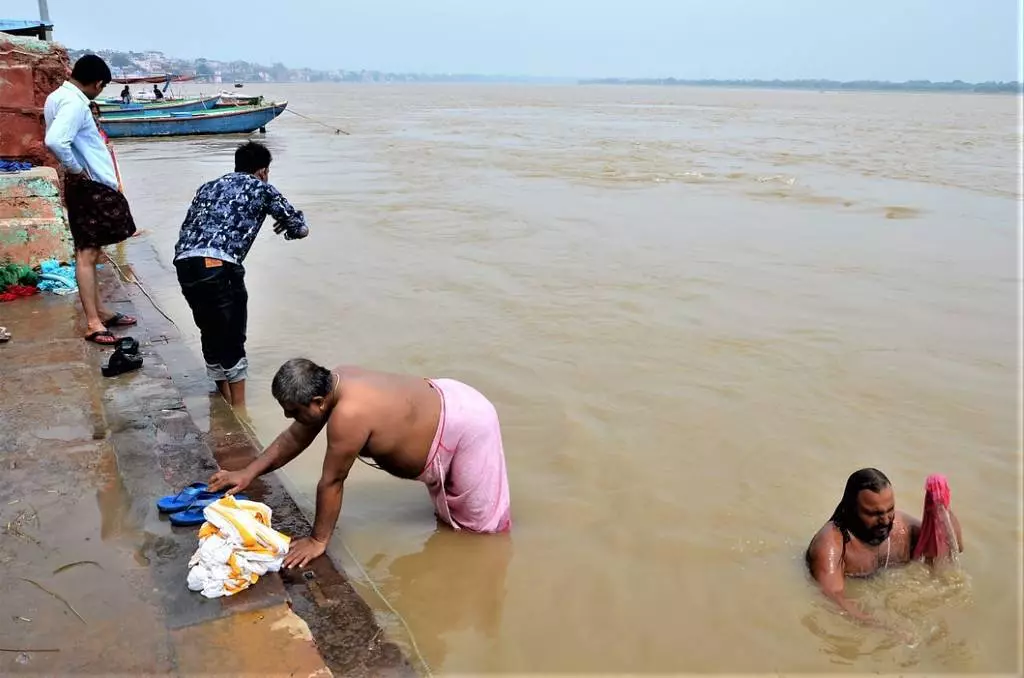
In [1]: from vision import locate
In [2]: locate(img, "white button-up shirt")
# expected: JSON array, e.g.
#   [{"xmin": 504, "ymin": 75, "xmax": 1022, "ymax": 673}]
[{"xmin": 43, "ymin": 82, "xmax": 119, "ymax": 191}]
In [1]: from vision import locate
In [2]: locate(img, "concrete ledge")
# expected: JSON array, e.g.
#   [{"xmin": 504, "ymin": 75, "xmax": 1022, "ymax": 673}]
[
  {"xmin": 0, "ymin": 167, "xmax": 71, "ymax": 266},
  {"xmin": 0, "ymin": 216, "xmax": 72, "ymax": 266},
  {"xmin": 1, "ymin": 265, "xmax": 414, "ymax": 676},
  {"xmin": 119, "ymin": 253, "xmax": 417, "ymax": 677},
  {"xmin": 0, "ymin": 167, "xmax": 63, "ymax": 198},
  {"xmin": 0, "ymin": 258, "xmax": 414, "ymax": 676},
  {"xmin": 170, "ymin": 604, "xmax": 333, "ymax": 677},
  {"xmin": 0, "ymin": 288, "xmax": 321, "ymax": 675},
  {"xmin": 0, "ymin": 196, "xmax": 64, "ymax": 221}
]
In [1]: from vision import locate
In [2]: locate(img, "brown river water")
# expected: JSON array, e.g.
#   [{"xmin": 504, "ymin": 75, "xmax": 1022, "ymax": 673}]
[{"xmin": 113, "ymin": 84, "xmax": 1021, "ymax": 674}]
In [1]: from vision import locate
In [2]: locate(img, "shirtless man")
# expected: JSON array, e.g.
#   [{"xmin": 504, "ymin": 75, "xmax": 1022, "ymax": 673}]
[
  {"xmin": 806, "ymin": 467, "xmax": 963, "ymax": 622},
  {"xmin": 207, "ymin": 358, "xmax": 513, "ymax": 568}
]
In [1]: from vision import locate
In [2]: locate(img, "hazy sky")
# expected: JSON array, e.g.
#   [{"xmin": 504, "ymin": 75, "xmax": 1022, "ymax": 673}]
[{"xmin": 8, "ymin": 0, "xmax": 1022, "ymax": 80}]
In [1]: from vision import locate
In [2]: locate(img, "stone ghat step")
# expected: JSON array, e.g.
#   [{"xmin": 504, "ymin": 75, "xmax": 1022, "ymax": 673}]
[
  {"xmin": 0, "ymin": 216, "xmax": 72, "ymax": 266},
  {"xmin": 0, "ymin": 194, "xmax": 65, "ymax": 220},
  {"xmin": 0, "ymin": 167, "xmax": 62, "ymax": 198}
]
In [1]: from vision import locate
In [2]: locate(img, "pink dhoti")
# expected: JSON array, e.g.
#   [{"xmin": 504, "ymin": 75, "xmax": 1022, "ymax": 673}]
[{"xmin": 417, "ymin": 378, "xmax": 512, "ymax": 533}]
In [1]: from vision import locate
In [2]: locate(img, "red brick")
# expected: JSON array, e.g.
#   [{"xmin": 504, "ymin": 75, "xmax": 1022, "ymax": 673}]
[
  {"xmin": 0, "ymin": 196, "xmax": 60, "ymax": 220},
  {"xmin": 0, "ymin": 38, "xmax": 41, "ymax": 68},
  {"xmin": 34, "ymin": 65, "xmax": 68, "ymax": 107},
  {"xmin": 0, "ymin": 168, "xmax": 62, "ymax": 199},
  {"xmin": 0, "ymin": 217, "xmax": 72, "ymax": 267},
  {"xmin": 0, "ymin": 65, "xmax": 35, "ymax": 109},
  {"xmin": 0, "ymin": 109, "xmax": 45, "ymax": 160},
  {"xmin": 0, "ymin": 37, "xmax": 69, "ymax": 169},
  {"xmin": 0, "ymin": 35, "xmax": 69, "ymax": 109}
]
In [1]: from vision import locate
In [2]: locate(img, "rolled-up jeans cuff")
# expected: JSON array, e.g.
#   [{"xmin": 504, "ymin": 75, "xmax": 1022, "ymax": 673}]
[
  {"xmin": 206, "ymin": 362, "xmax": 227, "ymax": 383},
  {"xmin": 223, "ymin": 357, "xmax": 248, "ymax": 384}
]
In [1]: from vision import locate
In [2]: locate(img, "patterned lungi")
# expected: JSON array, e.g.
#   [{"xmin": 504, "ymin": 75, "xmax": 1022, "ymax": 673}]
[{"xmin": 65, "ymin": 175, "xmax": 136, "ymax": 250}]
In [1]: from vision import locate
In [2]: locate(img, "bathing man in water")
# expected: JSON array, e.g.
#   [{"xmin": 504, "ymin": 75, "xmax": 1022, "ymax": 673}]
[
  {"xmin": 207, "ymin": 358, "xmax": 513, "ymax": 568},
  {"xmin": 805, "ymin": 467, "xmax": 963, "ymax": 622}
]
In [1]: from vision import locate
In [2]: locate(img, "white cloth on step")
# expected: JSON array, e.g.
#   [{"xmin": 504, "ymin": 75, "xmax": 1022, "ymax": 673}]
[{"xmin": 186, "ymin": 495, "xmax": 291, "ymax": 598}]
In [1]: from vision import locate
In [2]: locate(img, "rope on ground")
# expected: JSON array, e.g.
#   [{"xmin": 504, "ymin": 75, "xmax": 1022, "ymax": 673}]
[
  {"xmin": 284, "ymin": 108, "xmax": 351, "ymax": 135},
  {"xmin": 103, "ymin": 255, "xmax": 180, "ymax": 330}
]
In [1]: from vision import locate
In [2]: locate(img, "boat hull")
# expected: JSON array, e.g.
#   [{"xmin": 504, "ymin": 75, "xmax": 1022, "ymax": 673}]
[{"xmin": 100, "ymin": 102, "xmax": 288, "ymax": 139}]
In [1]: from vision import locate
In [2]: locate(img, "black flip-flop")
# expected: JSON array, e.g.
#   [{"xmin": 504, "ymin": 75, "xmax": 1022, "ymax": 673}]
[
  {"xmin": 103, "ymin": 312, "xmax": 137, "ymax": 328},
  {"xmin": 85, "ymin": 330, "xmax": 117, "ymax": 345}
]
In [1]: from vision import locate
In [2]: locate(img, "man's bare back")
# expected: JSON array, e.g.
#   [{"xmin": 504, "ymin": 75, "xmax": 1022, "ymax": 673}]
[
  {"xmin": 326, "ymin": 366, "xmax": 441, "ymax": 479},
  {"xmin": 209, "ymin": 358, "xmax": 512, "ymax": 569}
]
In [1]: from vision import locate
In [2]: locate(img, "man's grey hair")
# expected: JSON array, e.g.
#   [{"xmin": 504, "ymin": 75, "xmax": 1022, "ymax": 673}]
[{"xmin": 271, "ymin": 358, "xmax": 333, "ymax": 405}]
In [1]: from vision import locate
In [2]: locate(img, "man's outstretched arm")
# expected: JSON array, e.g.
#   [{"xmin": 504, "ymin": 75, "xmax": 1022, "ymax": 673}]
[
  {"xmin": 282, "ymin": 410, "xmax": 368, "ymax": 568},
  {"xmin": 208, "ymin": 419, "xmax": 323, "ymax": 494}
]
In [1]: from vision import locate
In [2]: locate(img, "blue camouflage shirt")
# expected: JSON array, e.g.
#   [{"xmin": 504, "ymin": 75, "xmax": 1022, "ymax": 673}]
[{"xmin": 173, "ymin": 172, "xmax": 308, "ymax": 265}]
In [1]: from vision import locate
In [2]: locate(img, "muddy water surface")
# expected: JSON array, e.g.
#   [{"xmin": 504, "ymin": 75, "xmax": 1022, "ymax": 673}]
[{"xmin": 116, "ymin": 84, "xmax": 1021, "ymax": 674}]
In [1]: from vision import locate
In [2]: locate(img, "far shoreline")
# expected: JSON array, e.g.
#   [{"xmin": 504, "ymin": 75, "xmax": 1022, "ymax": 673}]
[{"xmin": 576, "ymin": 78, "xmax": 1022, "ymax": 95}]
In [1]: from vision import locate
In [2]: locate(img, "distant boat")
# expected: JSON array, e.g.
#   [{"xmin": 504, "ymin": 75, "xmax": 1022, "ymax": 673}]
[
  {"xmin": 98, "ymin": 94, "xmax": 221, "ymax": 115},
  {"xmin": 99, "ymin": 101, "xmax": 288, "ymax": 139},
  {"xmin": 234, "ymin": 83, "xmax": 244, "ymax": 88}
]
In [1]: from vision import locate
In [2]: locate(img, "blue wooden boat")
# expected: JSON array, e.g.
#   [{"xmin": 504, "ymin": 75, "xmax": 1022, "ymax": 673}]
[
  {"xmin": 98, "ymin": 94, "xmax": 221, "ymax": 116},
  {"xmin": 99, "ymin": 101, "xmax": 288, "ymax": 139}
]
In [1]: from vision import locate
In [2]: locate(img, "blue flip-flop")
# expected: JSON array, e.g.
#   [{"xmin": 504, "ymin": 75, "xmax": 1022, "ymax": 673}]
[
  {"xmin": 156, "ymin": 482, "xmax": 210, "ymax": 513},
  {"xmin": 168, "ymin": 494, "xmax": 248, "ymax": 527}
]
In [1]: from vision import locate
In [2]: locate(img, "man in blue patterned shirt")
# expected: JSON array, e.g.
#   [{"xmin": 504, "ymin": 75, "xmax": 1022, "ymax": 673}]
[{"xmin": 173, "ymin": 141, "xmax": 309, "ymax": 409}]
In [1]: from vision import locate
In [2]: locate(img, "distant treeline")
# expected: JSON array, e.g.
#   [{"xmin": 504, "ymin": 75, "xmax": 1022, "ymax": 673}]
[{"xmin": 578, "ymin": 78, "xmax": 1022, "ymax": 94}]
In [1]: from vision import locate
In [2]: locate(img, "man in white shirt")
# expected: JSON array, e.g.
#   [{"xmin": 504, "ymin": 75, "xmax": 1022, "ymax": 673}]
[{"xmin": 44, "ymin": 55, "xmax": 138, "ymax": 345}]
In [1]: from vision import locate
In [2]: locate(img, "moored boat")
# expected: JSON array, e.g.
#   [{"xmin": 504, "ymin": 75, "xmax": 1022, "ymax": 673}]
[
  {"xmin": 215, "ymin": 92, "xmax": 264, "ymax": 107},
  {"xmin": 99, "ymin": 101, "xmax": 288, "ymax": 139},
  {"xmin": 98, "ymin": 94, "xmax": 221, "ymax": 115}
]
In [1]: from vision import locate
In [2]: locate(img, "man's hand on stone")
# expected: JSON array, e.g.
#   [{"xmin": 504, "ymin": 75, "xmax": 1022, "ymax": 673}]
[
  {"xmin": 207, "ymin": 468, "xmax": 254, "ymax": 495},
  {"xmin": 283, "ymin": 536, "xmax": 326, "ymax": 569}
]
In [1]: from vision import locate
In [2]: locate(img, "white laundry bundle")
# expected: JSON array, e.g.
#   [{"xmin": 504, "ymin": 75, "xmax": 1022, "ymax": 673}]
[{"xmin": 186, "ymin": 495, "xmax": 291, "ymax": 598}]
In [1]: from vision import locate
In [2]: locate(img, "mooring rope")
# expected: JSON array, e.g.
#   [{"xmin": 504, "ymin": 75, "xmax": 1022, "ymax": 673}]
[{"xmin": 284, "ymin": 107, "xmax": 351, "ymax": 135}]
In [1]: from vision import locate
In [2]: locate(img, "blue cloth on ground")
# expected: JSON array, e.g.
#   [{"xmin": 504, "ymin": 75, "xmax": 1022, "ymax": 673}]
[
  {"xmin": 0, "ymin": 160, "xmax": 33, "ymax": 173},
  {"xmin": 36, "ymin": 259, "xmax": 78, "ymax": 295}
]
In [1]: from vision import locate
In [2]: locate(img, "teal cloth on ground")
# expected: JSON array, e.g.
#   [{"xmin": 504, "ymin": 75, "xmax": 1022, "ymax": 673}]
[{"xmin": 36, "ymin": 259, "xmax": 78, "ymax": 294}]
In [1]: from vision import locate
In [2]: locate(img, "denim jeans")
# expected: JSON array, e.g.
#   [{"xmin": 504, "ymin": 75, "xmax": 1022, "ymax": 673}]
[{"xmin": 174, "ymin": 257, "xmax": 248, "ymax": 383}]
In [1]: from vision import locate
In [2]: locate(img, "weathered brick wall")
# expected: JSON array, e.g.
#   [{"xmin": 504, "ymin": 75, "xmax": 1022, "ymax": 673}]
[
  {"xmin": 0, "ymin": 167, "xmax": 72, "ymax": 266},
  {"xmin": 0, "ymin": 33, "xmax": 70, "ymax": 169},
  {"xmin": 0, "ymin": 34, "xmax": 72, "ymax": 265}
]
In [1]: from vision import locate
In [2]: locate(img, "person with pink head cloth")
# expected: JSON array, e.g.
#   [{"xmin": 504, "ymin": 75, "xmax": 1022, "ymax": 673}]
[
  {"xmin": 805, "ymin": 468, "xmax": 963, "ymax": 622},
  {"xmin": 207, "ymin": 359, "xmax": 512, "ymax": 569}
]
